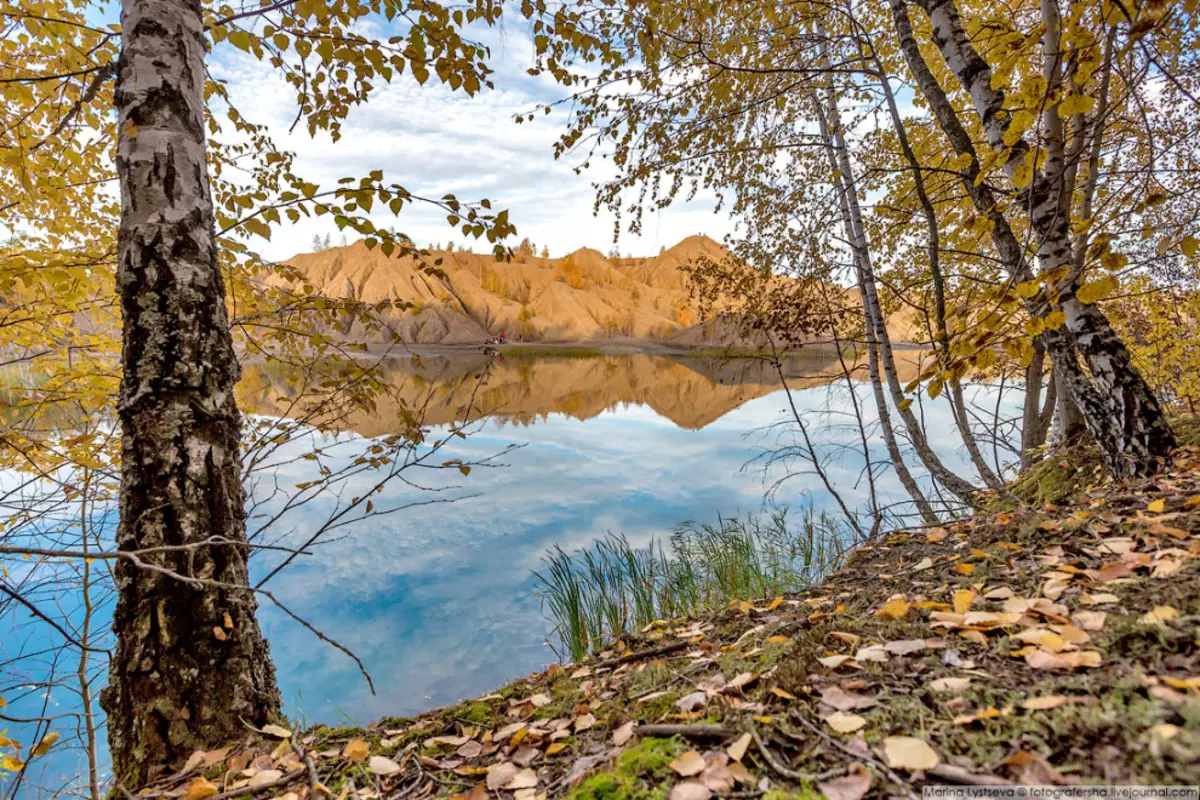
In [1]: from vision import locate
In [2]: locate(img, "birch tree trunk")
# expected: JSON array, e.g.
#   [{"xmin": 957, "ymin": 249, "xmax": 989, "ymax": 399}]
[
  {"xmin": 101, "ymin": 0, "xmax": 282, "ymax": 785},
  {"xmin": 893, "ymin": 0, "xmax": 1175, "ymax": 477}
]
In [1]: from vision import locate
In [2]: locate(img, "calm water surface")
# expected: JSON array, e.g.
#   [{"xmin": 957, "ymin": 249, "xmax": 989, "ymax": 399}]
[{"xmin": 2, "ymin": 352, "xmax": 1015, "ymax": 794}]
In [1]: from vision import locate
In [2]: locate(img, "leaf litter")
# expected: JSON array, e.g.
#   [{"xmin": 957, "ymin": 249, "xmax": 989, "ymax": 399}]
[{"xmin": 134, "ymin": 446, "xmax": 1200, "ymax": 799}]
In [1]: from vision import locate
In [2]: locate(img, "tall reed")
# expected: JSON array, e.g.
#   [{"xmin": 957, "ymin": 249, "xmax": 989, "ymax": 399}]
[{"xmin": 533, "ymin": 505, "xmax": 853, "ymax": 661}]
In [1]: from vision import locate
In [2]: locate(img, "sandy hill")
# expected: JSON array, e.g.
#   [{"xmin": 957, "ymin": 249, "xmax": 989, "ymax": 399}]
[{"xmin": 277, "ymin": 236, "xmax": 925, "ymax": 347}]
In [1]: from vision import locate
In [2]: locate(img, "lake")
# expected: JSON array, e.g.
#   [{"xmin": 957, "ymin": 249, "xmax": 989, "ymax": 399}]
[{"xmin": 0, "ymin": 351, "xmax": 1018, "ymax": 795}]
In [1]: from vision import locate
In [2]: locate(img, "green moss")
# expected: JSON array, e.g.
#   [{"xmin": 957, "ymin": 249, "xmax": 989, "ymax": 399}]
[
  {"xmin": 454, "ymin": 702, "xmax": 495, "ymax": 726},
  {"xmin": 762, "ymin": 787, "xmax": 824, "ymax": 800},
  {"xmin": 1009, "ymin": 446, "xmax": 1106, "ymax": 506},
  {"xmin": 565, "ymin": 738, "xmax": 683, "ymax": 800}
]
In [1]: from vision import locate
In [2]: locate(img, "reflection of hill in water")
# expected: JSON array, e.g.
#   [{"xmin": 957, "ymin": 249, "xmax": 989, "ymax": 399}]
[{"xmin": 237, "ymin": 352, "xmax": 918, "ymax": 437}]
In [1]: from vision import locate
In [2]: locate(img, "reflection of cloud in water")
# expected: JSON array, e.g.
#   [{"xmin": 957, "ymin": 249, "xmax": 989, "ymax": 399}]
[{"xmin": 248, "ymin": 358, "xmax": 1023, "ymax": 726}]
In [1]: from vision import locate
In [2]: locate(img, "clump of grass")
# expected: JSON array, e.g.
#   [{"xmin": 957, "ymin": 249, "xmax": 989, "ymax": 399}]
[{"xmin": 534, "ymin": 506, "xmax": 850, "ymax": 660}]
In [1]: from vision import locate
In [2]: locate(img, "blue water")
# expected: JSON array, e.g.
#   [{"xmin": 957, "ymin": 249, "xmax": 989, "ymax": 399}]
[{"xmin": 0, "ymin": 354, "xmax": 1021, "ymax": 796}]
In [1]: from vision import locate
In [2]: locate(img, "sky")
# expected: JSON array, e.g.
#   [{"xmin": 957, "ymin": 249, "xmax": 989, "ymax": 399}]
[{"xmin": 206, "ymin": 12, "xmax": 737, "ymax": 262}]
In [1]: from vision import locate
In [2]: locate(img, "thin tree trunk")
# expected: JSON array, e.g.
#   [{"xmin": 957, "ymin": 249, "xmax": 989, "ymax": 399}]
[
  {"xmin": 101, "ymin": 0, "xmax": 282, "ymax": 785},
  {"xmin": 1020, "ymin": 340, "xmax": 1046, "ymax": 469},
  {"xmin": 871, "ymin": 54, "xmax": 1005, "ymax": 492},
  {"xmin": 813, "ymin": 79, "xmax": 979, "ymax": 503},
  {"xmin": 893, "ymin": 0, "xmax": 1175, "ymax": 477},
  {"xmin": 810, "ymin": 92, "xmax": 938, "ymax": 523}
]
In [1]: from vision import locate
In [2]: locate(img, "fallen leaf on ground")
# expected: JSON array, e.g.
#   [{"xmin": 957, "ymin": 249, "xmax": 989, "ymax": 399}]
[
  {"xmin": 882, "ymin": 639, "xmax": 928, "ymax": 655},
  {"xmin": 876, "ymin": 598, "xmax": 911, "ymax": 619},
  {"xmin": 817, "ymin": 655, "xmax": 854, "ymax": 669},
  {"xmin": 676, "ymin": 692, "xmax": 708, "ymax": 711},
  {"xmin": 249, "ymin": 770, "xmax": 284, "ymax": 787},
  {"xmin": 344, "ymin": 739, "xmax": 370, "ymax": 763},
  {"xmin": 930, "ymin": 677, "xmax": 971, "ymax": 692},
  {"xmin": 486, "ymin": 762, "xmax": 519, "ymax": 790},
  {"xmin": 669, "ymin": 750, "xmax": 708, "ymax": 777},
  {"xmin": 1140, "ymin": 606, "xmax": 1180, "ymax": 626},
  {"xmin": 612, "ymin": 721, "xmax": 636, "ymax": 746},
  {"xmin": 953, "ymin": 590, "xmax": 976, "ymax": 614},
  {"xmin": 726, "ymin": 672, "xmax": 758, "ymax": 691},
  {"xmin": 574, "ymin": 713, "xmax": 597, "ymax": 732},
  {"xmin": 1147, "ymin": 499, "xmax": 1166, "ymax": 513},
  {"xmin": 369, "ymin": 756, "xmax": 402, "ymax": 777},
  {"xmin": 184, "ymin": 777, "xmax": 220, "ymax": 800},
  {"xmin": 726, "ymin": 733, "xmax": 751, "ymax": 762},
  {"xmin": 825, "ymin": 712, "xmax": 867, "ymax": 733},
  {"xmin": 1022, "ymin": 695, "xmax": 1071, "ymax": 710},
  {"xmin": 457, "ymin": 741, "xmax": 483, "ymax": 759},
  {"xmin": 261, "ymin": 724, "xmax": 292, "ymax": 739},
  {"xmin": 820, "ymin": 686, "xmax": 877, "ymax": 711},
  {"xmin": 669, "ymin": 781, "xmax": 713, "ymax": 800},
  {"xmin": 505, "ymin": 768, "xmax": 538, "ymax": 789},
  {"xmin": 883, "ymin": 737, "xmax": 940, "ymax": 771},
  {"xmin": 819, "ymin": 762, "xmax": 872, "ymax": 800}
]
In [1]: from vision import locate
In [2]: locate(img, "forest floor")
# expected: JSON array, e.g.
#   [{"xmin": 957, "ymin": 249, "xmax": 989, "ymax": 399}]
[{"xmin": 155, "ymin": 439, "xmax": 1200, "ymax": 800}]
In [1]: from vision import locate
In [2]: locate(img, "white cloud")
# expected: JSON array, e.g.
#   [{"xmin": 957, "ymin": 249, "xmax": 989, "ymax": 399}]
[{"xmin": 208, "ymin": 19, "xmax": 735, "ymax": 262}]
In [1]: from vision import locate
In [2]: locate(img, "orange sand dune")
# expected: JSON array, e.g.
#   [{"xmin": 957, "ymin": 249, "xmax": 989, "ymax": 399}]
[{"xmin": 277, "ymin": 236, "xmax": 927, "ymax": 349}]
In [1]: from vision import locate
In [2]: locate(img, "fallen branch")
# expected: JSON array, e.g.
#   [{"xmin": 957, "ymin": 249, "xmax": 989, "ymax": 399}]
[
  {"xmin": 594, "ymin": 640, "xmax": 689, "ymax": 668},
  {"xmin": 635, "ymin": 724, "xmax": 735, "ymax": 739}
]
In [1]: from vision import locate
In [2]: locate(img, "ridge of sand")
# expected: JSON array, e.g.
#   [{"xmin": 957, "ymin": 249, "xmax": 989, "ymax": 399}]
[{"xmin": 277, "ymin": 236, "xmax": 925, "ymax": 348}]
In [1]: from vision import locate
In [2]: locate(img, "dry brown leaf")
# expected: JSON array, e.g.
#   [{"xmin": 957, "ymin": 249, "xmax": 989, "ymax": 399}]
[
  {"xmin": 669, "ymin": 750, "xmax": 708, "ymax": 777},
  {"xmin": 882, "ymin": 639, "xmax": 927, "ymax": 655},
  {"xmin": 668, "ymin": 780, "xmax": 713, "ymax": 800},
  {"xmin": 930, "ymin": 677, "xmax": 971, "ymax": 692},
  {"xmin": 574, "ymin": 713, "xmax": 597, "ymax": 733},
  {"xmin": 612, "ymin": 721, "xmax": 636, "ymax": 747},
  {"xmin": 248, "ymin": 770, "xmax": 284, "ymax": 787},
  {"xmin": 505, "ymin": 768, "xmax": 538, "ymax": 790},
  {"xmin": 486, "ymin": 762, "xmax": 519, "ymax": 790},
  {"xmin": 819, "ymin": 762, "xmax": 872, "ymax": 800},
  {"xmin": 883, "ymin": 737, "xmax": 940, "ymax": 771},
  {"xmin": 457, "ymin": 741, "xmax": 483, "ymax": 759},
  {"xmin": 820, "ymin": 686, "xmax": 877, "ymax": 711},
  {"xmin": 726, "ymin": 733, "xmax": 751, "ymax": 762},
  {"xmin": 368, "ymin": 756, "xmax": 402, "ymax": 777},
  {"xmin": 261, "ymin": 724, "xmax": 292, "ymax": 739},
  {"xmin": 726, "ymin": 672, "xmax": 758, "ymax": 691},
  {"xmin": 1022, "ymin": 695, "xmax": 1070, "ymax": 711},
  {"xmin": 824, "ymin": 712, "xmax": 867, "ymax": 733},
  {"xmin": 676, "ymin": 692, "xmax": 708, "ymax": 712}
]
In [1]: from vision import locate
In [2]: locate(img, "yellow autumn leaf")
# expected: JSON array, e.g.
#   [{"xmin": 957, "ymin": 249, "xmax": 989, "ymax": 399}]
[
  {"xmin": 0, "ymin": 755, "xmax": 23, "ymax": 772},
  {"xmin": 1044, "ymin": 310, "xmax": 1067, "ymax": 330},
  {"xmin": 1076, "ymin": 276, "xmax": 1118, "ymax": 304},
  {"xmin": 31, "ymin": 732, "xmax": 58, "ymax": 758},
  {"xmin": 344, "ymin": 739, "xmax": 370, "ymax": 763},
  {"xmin": 953, "ymin": 590, "xmax": 976, "ymax": 614},
  {"xmin": 875, "ymin": 597, "xmax": 911, "ymax": 619},
  {"xmin": 1147, "ymin": 499, "xmax": 1166, "ymax": 513},
  {"xmin": 1014, "ymin": 280, "xmax": 1040, "ymax": 298},
  {"xmin": 184, "ymin": 777, "xmax": 220, "ymax": 800},
  {"xmin": 1183, "ymin": 236, "xmax": 1198, "ymax": 259},
  {"xmin": 1011, "ymin": 163, "xmax": 1033, "ymax": 189},
  {"xmin": 1058, "ymin": 94, "xmax": 1095, "ymax": 115}
]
